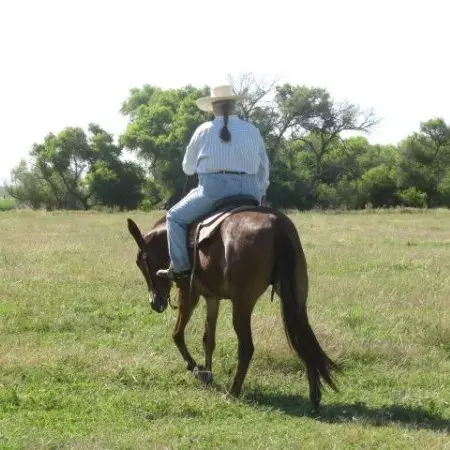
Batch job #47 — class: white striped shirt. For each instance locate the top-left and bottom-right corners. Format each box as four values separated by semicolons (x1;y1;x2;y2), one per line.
182;115;270;194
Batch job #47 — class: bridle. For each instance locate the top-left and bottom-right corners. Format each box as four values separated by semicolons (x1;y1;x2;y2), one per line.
139;250;177;310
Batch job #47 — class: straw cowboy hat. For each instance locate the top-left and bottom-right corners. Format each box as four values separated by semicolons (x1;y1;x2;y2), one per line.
196;84;246;112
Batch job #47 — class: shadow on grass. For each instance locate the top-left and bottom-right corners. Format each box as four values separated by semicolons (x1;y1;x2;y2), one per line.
243;390;449;432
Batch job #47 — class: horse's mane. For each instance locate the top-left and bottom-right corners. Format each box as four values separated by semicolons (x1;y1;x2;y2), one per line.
139;214;167;244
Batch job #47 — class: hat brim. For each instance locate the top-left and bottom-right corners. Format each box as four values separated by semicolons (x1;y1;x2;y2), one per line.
196;95;246;112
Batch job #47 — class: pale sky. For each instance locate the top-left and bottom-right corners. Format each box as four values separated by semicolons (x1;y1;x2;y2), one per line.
1;0;449;182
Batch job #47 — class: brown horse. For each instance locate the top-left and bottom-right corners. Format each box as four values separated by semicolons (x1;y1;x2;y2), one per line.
127;202;339;410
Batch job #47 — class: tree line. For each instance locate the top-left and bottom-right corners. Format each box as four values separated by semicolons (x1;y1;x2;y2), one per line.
5;74;450;210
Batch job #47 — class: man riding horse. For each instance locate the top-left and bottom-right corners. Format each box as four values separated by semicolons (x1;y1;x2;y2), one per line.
156;84;270;281
127;84;339;410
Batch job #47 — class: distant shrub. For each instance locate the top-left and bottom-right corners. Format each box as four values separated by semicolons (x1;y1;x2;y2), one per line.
316;183;339;209
138;198;158;212
360;165;398;207
437;169;450;206
396;187;428;208
0;197;15;211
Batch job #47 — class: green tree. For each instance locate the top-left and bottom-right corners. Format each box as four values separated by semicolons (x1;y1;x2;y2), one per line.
229;74;379;208
85;124;146;210
6;160;56;209
274;84;379;191
120;84;210;205
7;124;145;210
360;165;398;207
87;160;145;210
396;187;428;208
437;168;450;205
315;138;401;208
31;126;94;209
397;118;450;206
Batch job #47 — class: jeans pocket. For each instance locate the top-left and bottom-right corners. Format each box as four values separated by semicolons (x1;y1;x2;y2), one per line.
241;176;261;200
200;175;228;199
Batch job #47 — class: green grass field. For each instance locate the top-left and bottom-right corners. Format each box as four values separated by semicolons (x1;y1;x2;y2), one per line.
1;209;449;449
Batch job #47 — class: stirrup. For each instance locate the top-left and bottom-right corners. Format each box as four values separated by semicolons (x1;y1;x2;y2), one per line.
156;267;191;281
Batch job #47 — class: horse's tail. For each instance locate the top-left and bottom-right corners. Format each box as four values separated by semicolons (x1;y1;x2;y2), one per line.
275;215;339;395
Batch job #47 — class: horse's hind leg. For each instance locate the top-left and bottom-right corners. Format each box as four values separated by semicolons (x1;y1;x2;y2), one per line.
195;296;220;385
172;287;200;372
229;298;257;397
307;367;321;411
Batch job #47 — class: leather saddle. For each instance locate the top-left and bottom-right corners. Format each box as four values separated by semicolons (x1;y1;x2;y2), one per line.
188;194;260;248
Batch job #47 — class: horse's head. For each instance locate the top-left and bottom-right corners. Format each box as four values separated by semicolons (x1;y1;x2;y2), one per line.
127;217;171;313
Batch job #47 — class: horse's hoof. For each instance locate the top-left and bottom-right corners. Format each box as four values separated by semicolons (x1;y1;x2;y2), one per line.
192;366;213;385
309;404;321;418
186;362;197;372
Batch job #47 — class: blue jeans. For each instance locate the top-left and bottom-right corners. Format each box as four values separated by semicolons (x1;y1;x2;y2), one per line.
166;173;262;272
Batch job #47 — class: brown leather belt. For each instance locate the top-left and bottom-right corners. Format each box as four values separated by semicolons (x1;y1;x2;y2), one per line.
213;170;247;175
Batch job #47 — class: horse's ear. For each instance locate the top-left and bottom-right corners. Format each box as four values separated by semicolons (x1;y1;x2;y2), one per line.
127;218;146;250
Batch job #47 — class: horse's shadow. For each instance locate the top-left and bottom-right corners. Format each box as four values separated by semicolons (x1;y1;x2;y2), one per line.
241;390;449;432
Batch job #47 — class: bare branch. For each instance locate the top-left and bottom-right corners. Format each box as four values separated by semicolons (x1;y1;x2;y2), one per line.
227;72;279;120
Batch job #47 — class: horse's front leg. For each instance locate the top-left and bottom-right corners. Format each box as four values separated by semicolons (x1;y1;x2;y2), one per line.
172;285;200;372
195;296;220;385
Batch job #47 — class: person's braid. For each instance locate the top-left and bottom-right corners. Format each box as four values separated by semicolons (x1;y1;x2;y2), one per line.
219;101;231;142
